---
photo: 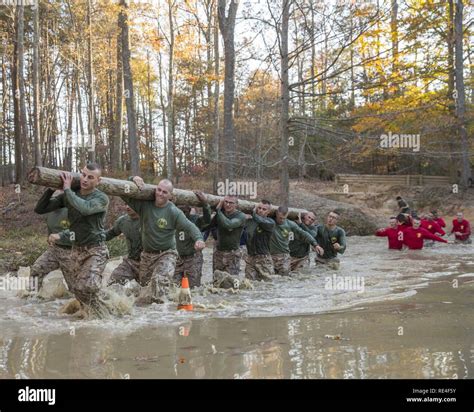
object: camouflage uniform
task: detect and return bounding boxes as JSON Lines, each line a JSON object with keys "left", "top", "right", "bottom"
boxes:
{"left": 245, "top": 254, "right": 274, "bottom": 281}
{"left": 30, "top": 244, "right": 72, "bottom": 291}
{"left": 271, "top": 253, "right": 291, "bottom": 276}
{"left": 31, "top": 190, "right": 73, "bottom": 292}
{"left": 108, "top": 257, "right": 140, "bottom": 285}
{"left": 105, "top": 214, "right": 142, "bottom": 286}
{"left": 174, "top": 250, "right": 203, "bottom": 288}
{"left": 139, "top": 250, "right": 179, "bottom": 300}
{"left": 34, "top": 187, "right": 110, "bottom": 315}
{"left": 120, "top": 196, "right": 204, "bottom": 303}
{"left": 212, "top": 248, "right": 241, "bottom": 277}
{"left": 290, "top": 255, "right": 310, "bottom": 271}
{"left": 61, "top": 244, "right": 109, "bottom": 309}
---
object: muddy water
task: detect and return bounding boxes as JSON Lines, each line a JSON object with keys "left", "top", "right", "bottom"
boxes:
{"left": 0, "top": 237, "right": 473, "bottom": 378}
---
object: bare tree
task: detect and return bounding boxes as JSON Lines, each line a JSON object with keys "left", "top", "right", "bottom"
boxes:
{"left": 279, "top": 0, "right": 290, "bottom": 206}
{"left": 119, "top": 0, "right": 140, "bottom": 175}
{"left": 454, "top": 0, "right": 471, "bottom": 187}
{"left": 217, "top": 0, "right": 238, "bottom": 180}
{"left": 33, "top": 0, "right": 42, "bottom": 166}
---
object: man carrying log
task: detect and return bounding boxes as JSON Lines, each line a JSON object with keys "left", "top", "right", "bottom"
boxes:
{"left": 244, "top": 200, "right": 275, "bottom": 282}
{"left": 33, "top": 163, "right": 110, "bottom": 316}
{"left": 105, "top": 205, "right": 142, "bottom": 286}
{"left": 122, "top": 177, "right": 205, "bottom": 304}
{"left": 209, "top": 195, "right": 247, "bottom": 279}
{"left": 289, "top": 211, "right": 320, "bottom": 271}
{"left": 174, "top": 191, "right": 211, "bottom": 288}
{"left": 270, "top": 206, "right": 321, "bottom": 276}
{"left": 28, "top": 189, "right": 72, "bottom": 294}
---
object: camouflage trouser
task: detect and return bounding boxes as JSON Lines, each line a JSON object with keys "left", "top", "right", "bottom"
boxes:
{"left": 271, "top": 253, "right": 291, "bottom": 276}
{"left": 173, "top": 250, "right": 203, "bottom": 288}
{"left": 139, "top": 250, "right": 178, "bottom": 300}
{"left": 290, "top": 255, "right": 310, "bottom": 271}
{"left": 30, "top": 244, "right": 72, "bottom": 291}
{"left": 61, "top": 244, "right": 109, "bottom": 310}
{"left": 315, "top": 255, "right": 340, "bottom": 270}
{"left": 245, "top": 254, "right": 274, "bottom": 281}
{"left": 108, "top": 257, "right": 140, "bottom": 286}
{"left": 213, "top": 249, "right": 241, "bottom": 277}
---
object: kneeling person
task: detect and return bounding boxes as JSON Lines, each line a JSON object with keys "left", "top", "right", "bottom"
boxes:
{"left": 105, "top": 205, "right": 142, "bottom": 286}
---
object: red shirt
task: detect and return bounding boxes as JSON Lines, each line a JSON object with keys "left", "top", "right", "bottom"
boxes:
{"left": 434, "top": 217, "right": 446, "bottom": 228}
{"left": 421, "top": 219, "right": 446, "bottom": 236}
{"left": 375, "top": 227, "right": 403, "bottom": 250}
{"left": 403, "top": 227, "right": 447, "bottom": 250}
{"left": 451, "top": 219, "right": 471, "bottom": 241}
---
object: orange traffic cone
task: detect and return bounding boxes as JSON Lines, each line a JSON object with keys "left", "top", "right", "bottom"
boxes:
{"left": 177, "top": 273, "right": 193, "bottom": 311}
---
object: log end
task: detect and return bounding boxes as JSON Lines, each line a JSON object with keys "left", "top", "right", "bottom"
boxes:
{"left": 27, "top": 167, "right": 40, "bottom": 184}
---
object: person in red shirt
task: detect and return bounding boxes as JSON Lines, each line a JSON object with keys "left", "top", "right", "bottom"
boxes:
{"left": 375, "top": 217, "right": 403, "bottom": 250}
{"left": 451, "top": 212, "right": 471, "bottom": 244}
{"left": 421, "top": 214, "right": 446, "bottom": 236}
{"left": 403, "top": 217, "right": 448, "bottom": 250}
{"left": 431, "top": 210, "right": 446, "bottom": 228}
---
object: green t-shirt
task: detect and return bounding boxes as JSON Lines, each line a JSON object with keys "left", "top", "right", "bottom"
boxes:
{"left": 245, "top": 211, "right": 275, "bottom": 256}
{"left": 211, "top": 209, "right": 246, "bottom": 251}
{"left": 270, "top": 218, "right": 317, "bottom": 255}
{"left": 105, "top": 214, "right": 142, "bottom": 260}
{"left": 121, "top": 197, "right": 203, "bottom": 253}
{"left": 289, "top": 223, "right": 318, "bottom": 258}
{"left": 314, "top": 225, "right": 346, "bottom": 259}
{"left": 35, "top": 188, "right": 109, "bottom": 246}
{"left": 176, "top": 205, "right": 211, "bottom": 256}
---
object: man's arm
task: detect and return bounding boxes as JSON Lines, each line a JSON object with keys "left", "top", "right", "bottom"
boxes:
{"left": 105, "top": 217, "right": 123, "bottom": 241}
{"left": 63, "top": 189, "right": 109, "bottom": 216}
{"left": 176, "top": 210, "right": 204, "bottom": 242}
{"left": 34, "top": 189, "right": 65, "bottom": 214}
{"left": 195, "top": 204, "right": 212, "bottom": 230}
{"left": 336, "top": 229, "right": 347, "bottom": 254}
{"left": 300, "top": 222, "right": 318, "bottom": 238}
{"left": 289, "top": 220, "right": 317, "bottom": 245}
{"left": 375, "top": 228, "right": 389, "bottom": 237}
{"left": 421, "top": 228, "right": 447, "bottom": 243}
{"left": 216, "top": 210, "right": 246, "bottom": 230}
{"left": 252, "top": 211, "right": 275, "bottom": 232}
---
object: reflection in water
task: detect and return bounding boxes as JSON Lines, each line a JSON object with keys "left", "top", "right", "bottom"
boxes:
{"left": 0, "top": 312, "right": 472, "bottom": 379}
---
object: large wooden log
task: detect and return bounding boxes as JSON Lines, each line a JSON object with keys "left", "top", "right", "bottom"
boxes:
{"left": 27, "top": 166, "right": 308, "bottom": 218}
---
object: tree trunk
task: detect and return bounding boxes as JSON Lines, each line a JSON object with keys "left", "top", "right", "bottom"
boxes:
{"left": 166, "top": 0, "right": 175, "bottom": 180}
{"left": 87, "top": 0, "right": 96, "bottom": 162}
{"left": 27, "top": 166, "right": 308, "bottom": 218}
{"left": 212, "top": 1, "right": 220, "bottom": 191}
{"left": 32, "top": 1, "right": 42, "bottom": 167}
{"left": 279, "top": 0, "right": 290, "bottom": 206}
{"left": 119, "top": 0, "right": 140, "bottom": 175}
{"left": 12, "top": 5, "right": 23, "bottom": 183}
{"left": 112, "top": 23, "right": 123, "bottom": 172}
{"left": 217, "top": 0, "right": 238, "bottom": 180}
{"left": 454, "top": 0, "right": 471, "bottom": 187}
